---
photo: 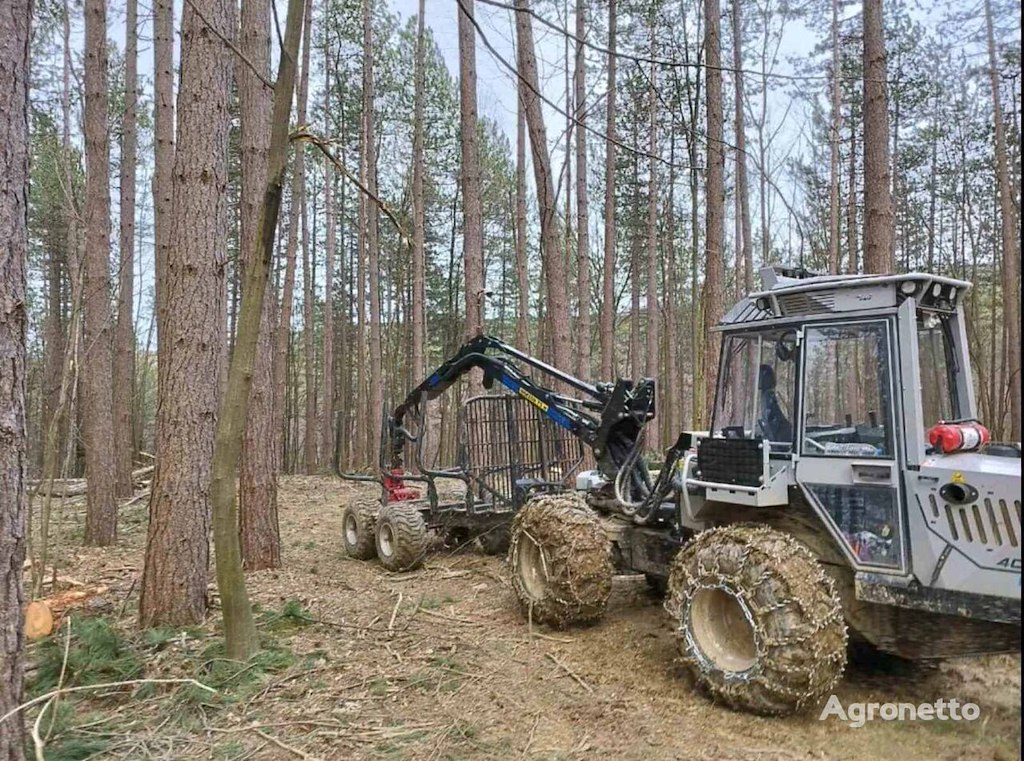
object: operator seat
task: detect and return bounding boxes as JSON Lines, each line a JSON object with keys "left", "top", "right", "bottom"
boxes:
{"left": 758, "top": 364, "right": 792, "bottom": 443}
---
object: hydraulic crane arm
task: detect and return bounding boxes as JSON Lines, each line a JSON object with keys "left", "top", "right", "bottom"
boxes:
{"left": 386, "top": 335, "right": 656, "bottom": 487}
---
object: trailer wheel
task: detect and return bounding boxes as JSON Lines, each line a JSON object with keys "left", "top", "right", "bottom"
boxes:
{"left": 666, "top": 525, "right": 847, "bottom": 716}
{"left": 508, "top": 493, "right": 612, "bottom": 628}
{"left": 375, "top": 502, "right": 429, "bottom": 572}
{"left": 341, "top": 499, "right": 379, "bottom": 560}
{"left": 476, "top": 524, "right": 511, "bottom": 556}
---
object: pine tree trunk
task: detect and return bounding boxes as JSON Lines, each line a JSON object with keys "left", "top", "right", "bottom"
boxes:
{"left": 0, "top": 0, "right": 30, "bottom": 750}
{"left": 515, "top": 0, "right": 570, "bottom": 382}
{"left": 153, "top": 0, "right": 174, "bottom": 388}
{"left": 984, "top": 0, "right": 1021, "bottom": 439}
{"left": 563, "top": 14, "right": 573, "bottom": 374}
{"left": 458, "top": 0, "right": 485, "bottom": 373}
{"left": 238, "top": 0, "right": 281, "bottom": 570}
{"left": 664, "top": 130, "right": 679, "bottom": 440}
{"left": 35, "top": 0, "right": 81, "bottom": 585}
{"left": 847, "top": 117, "right": 858, "bottom": 271}
{"left": 82, "top": 0, "right": 117, "bottom": 545}
{"left": 43, "top": 0, "right": 76, "bottom": 477}
{"left": 926, "top": 100, "right": 937, "bottom": 272}
{"left": 320, "top": 84, "right": 336, "bottom": 467}
{"left": 411, "top": 0, "right": 427, "bottom": 380}
{"left": 599, "top": 0, "right": 617, "bottom": 380}
{"left": 302, "top": 163, "right": 316, "bottom": 472}
{"left": 828, "top": 0, "right": 841, "bottom": 274}
{"left": 356, "top": 139, "right": 368, "bottom": 464}
{"left": 515, "top": 97, "right": 530, "bottom": 351}
{"left": 113, "top": 0, "right": 138, "bottom": 498}
{"left": 688, "top": 123, "right": 701, "bottom": 428}
{"left": 140, "top": 0, "right": 235, "bottom": 626}
{"left": 702, "top": 0, "right": 726, "bottom": 416}
{"left": 862, "top": 0, "right": 894, "bottom": 273}
{"left": 574, "top": 0, "right": 590, "bottom": 380}
{"left": 732, "top": 0, "right": 753, "bottom": 290}
{"left": 42, "top": 206, "right": 65, "bottom": 476}
{"left": 364, "top": 0, "right": 385, "bottom": 450}
{"left": 272, "top": 0, "right": 311, "bottom": 473}
{"left": 645, "top": 32, "right": 659, "bottom": 452}
{"left": 630, "top": 156, "right": 641, "bottom": 381}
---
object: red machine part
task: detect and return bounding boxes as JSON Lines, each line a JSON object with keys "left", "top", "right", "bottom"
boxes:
{"left": 927, "top": 421, "right": 990, "bottom": 454}
{"left": 383, "top": 469, "right": 421, "bottom": 502}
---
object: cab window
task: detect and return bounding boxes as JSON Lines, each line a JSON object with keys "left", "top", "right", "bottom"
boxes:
{"left": 801, "top": 322, "right": 893, "bottom": 458}
{"left": 712, "top": 329, "right": 798, "bottom": 451}
{"left": 917, "top": 311, "right": 960, "bottom": 432}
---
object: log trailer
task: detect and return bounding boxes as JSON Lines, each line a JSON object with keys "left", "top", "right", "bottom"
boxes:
{"left": 339, "top": 267, "right": 1021, "bottom": 715}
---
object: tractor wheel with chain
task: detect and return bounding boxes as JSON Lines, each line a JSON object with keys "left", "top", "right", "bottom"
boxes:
{"left": 476, "top": 523, "right": 511, "bottom": 556}
{"left": 665, "top": 525, "right": 847, "bottom": 716}
{"left": 508, "top": 493, "right": 612, "bottom": 628}
{"left": 341, "top": 498, "right": 380, "bottom": 560}
{"left": 375, "top": 501, "right": 429, "bottom": 572}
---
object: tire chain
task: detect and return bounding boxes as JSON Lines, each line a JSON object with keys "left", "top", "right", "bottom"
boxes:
{"left": 507, "top": 492, "right": 613, "bottom": 628}
{"left": 665, "top": 524, "right": 848, "bottom": 715}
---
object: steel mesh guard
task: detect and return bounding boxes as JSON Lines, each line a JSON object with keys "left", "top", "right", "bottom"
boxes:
{"left": 458, "top": 395, "right": 585, "bottom": 512}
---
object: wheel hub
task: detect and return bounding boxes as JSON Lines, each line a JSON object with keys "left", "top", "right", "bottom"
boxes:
{"left": 378, "top": 523, "right": 395, "bottom": 558}
{"left": 688, "top": 586, "right": 757, "bottom": 674}
{"left": 516, "top": 533, "right": 548, "bottom": 600}
{"left": 344, "top": 514, "right": 359, "bottom": 546}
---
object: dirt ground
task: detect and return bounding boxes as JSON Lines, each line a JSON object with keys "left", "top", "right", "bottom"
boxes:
{"left": 47, "top": 476, "right": 1021, "bottom": 761}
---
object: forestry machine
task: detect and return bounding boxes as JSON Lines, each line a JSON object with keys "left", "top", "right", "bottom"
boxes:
{"left": 339, "top": 267, "right": 1021, "bottom": 716}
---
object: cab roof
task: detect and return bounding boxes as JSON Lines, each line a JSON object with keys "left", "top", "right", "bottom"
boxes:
{"left": 720, "top": 267, "right": 972, "bottom": 329}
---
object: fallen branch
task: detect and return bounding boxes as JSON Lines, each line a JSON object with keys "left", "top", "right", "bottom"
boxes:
{"left": 120, "top": 489, "right": 151, "bottom": 508}
{"left": 206, "top": 724, "right": 327, "bottom": 760}
{"left": 29, "top": 696, "right": 55, "bottom": 761}
{"left": 31, "top": 621, "right": 73, "bottom": 759}
{"left": 0, "top": 679, "right": 216, "bottom": 725}
{"left": 545, "top": 652, "right": 593, "bottom": 693}
{"left": 254, "top": 729, "right": 323, "bottom": 761}
{"left": 417, "top": 608, "right": 485, "bottom": 627}
{"left": 520, "top": 715, "right": 541, "bottom": 760}
{"left": 387, "top": 592, "right": 403, "bottom": 638}
{"left": 294, "top": 128, "right": 408, "bottom": 243}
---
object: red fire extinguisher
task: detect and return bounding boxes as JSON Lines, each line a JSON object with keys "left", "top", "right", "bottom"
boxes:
{"left": 927, "top": 420, "right": 990, "bottom": 454}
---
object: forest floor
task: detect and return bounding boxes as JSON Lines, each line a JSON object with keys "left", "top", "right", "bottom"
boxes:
{"left": 30, "top": 475, "right": 1022, "bottom": 761}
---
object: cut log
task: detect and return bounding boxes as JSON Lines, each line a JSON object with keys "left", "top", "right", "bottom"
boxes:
{"left": 25, "top": 602, "right": 54, "bottom": 641}
{"left": 23, "top": 584, "right": 112, "bottom": 640}
{"left": 30, "top": 465, "right": 154, "bottom": 497}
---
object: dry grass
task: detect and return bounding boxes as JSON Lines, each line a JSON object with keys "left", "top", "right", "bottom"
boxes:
{"left": 26, "top": 476, "right": 1022, "bottom": 761}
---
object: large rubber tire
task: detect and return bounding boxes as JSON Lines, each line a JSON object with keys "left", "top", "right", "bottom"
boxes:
{"left": 342, "top": 498, "right": 379, "bottom": 560}
{"left": 508, "top": 493, "right": 613, "bottom": 628}
{"left": 476, "top": 524, "right": 511, "bottom": 556}
{"left": 375, "top": 502, "right": 429, "bottom": 572}
{"left": 666, "top": 525, "right": 847, "bottom": 716}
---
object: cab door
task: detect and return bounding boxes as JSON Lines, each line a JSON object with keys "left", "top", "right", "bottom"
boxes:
{"left": 794, "top": 320, "right": 907, "bottom": 571}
